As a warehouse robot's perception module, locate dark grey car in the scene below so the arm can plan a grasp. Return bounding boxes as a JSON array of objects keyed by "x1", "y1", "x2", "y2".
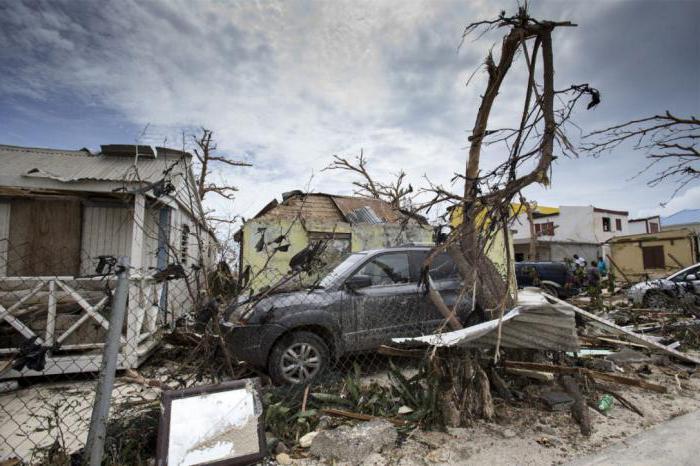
[{"x1": 223, "y1": 246, "x2": 477, "y2": 384}]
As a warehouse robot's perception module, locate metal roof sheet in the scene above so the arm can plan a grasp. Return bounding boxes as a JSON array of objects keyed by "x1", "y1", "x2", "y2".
[
  {"x1": 662, "y1": 209, "x2": 700, "y2": 226},
  {"x1": 0, "y1": 144, "x2": 203, "y2": 219}
]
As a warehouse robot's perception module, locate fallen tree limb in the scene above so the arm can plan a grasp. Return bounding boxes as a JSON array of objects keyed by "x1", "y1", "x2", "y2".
[
  {"x1": 504, "y1": 361, "x2": 667, "y2": 393},
  {"x1": 321, "y1": 408, "x2": 410, "y2": 427}
]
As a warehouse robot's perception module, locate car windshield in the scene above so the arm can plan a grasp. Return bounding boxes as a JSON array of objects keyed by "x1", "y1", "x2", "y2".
[{"x1": 318, "y1": 253, "x2": 367, "y2": 288}]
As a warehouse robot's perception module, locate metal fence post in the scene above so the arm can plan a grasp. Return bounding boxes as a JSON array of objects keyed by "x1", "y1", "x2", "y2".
[{"x1": 85, "y1": 256, "x2": 130, "y2": 466}]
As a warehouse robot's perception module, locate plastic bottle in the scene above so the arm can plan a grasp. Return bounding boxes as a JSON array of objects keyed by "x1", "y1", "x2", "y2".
[{"x1": 598, "y1": 394, "x2": 614, "y2": 413}]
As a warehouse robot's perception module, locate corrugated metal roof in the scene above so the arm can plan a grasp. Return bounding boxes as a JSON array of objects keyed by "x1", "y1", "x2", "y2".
[
  {"x1": 330, "y1": 195, "x2": 404, "y2": 223},
  {"x1": 393, "y1": 291, "x2": 578, "y2": 352},
  {"x1": 0, "y1": 144, "x2": 203, "y2": 220},
  {"x1": 345, "y1": 206, "x2": 384, "y2": 224},
  {"x1": 393, "y1": 304, "x2": 578, "y2": 351},
  {"x1": 0, "y1": 144, "x2": 188, "y2": 184},
  {"x1": 662, "y1": 209, "x2": 700, "y2": 226}
]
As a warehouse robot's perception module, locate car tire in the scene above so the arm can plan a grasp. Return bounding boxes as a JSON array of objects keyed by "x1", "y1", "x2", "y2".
[{"x1": 268, "y1": 331, "x2": 330, "y2": 385}]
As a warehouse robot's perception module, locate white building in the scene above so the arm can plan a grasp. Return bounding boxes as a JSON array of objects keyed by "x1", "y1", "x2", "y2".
[
  {"x1": 0, "y1": 144, "x2": 216, "y2": 378},
  {"x1": 512, "y1": 205, "x2": 629, "y2": 262},
  {"x1": 628, "y1": 215, "x2": 661, "y2": 235}
]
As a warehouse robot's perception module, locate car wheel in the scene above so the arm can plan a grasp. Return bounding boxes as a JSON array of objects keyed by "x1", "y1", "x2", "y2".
[
  {"x1": 268, "y1": 331, "x2": 330, "y2": 385},
  {"x1": 643, "y1": 292, "x2": 671, "y2": 309},
  {"x1": 540, "y1": 284, "x2": 559, "y2": 298}
]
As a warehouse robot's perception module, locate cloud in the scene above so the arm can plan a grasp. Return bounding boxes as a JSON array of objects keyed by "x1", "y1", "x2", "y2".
[
  {"x1": 636, "y1": 185, "x2": 700, "y2": 219},
  {"x1": 1, "y1": 0, "x2": 698, "y2": 226}
]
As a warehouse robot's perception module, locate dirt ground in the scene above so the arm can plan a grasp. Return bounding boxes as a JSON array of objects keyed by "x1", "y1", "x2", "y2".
[{"x1": 289, "y1": 370, "x2": 700, "y2": 466}]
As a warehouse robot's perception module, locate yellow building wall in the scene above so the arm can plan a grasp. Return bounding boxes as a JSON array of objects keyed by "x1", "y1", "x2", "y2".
[
  {"x1": 240, "y1": 219, "x2": 433, "y2": 291},
  {"x1": 609, "y1": 231, "x2": 696, "y2": 281}
]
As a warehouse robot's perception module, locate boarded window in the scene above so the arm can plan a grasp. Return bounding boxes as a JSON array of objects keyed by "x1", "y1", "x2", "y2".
[
  {"x1": 615, "y1": 219, "x2": 622, "y2": 231},
  {"x1": 7, "y1": 199, "x2": 82, "y2": 276},
  {"x1": 642, "y1": 245, "x2": 665, "y2": 269},
  {"x1": 649, "y1": 222, "x2": 659, "y2": 233},
  {"x1": 602, "y1": 217, "x2": 611, "y2": 232}
]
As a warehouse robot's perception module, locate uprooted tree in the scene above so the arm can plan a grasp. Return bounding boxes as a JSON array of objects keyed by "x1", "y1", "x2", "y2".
[
  {"x1": 582, "y1": 112, "x2": 699, "y2": 197},
  {"x1": 332, "y1": 8, "x2": 600, "y2": 424}
]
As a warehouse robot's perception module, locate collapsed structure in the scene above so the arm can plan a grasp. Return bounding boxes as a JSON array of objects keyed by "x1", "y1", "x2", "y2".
[{"x1": 234, "y1": 191, "x2": 433, "y2": 290}]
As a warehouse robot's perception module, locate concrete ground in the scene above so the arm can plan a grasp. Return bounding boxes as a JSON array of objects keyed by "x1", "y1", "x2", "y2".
[{"x1": 566, "y1": 410, "x2": 700, "y2": 466}]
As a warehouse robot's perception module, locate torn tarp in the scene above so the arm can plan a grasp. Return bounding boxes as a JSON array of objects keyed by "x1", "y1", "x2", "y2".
[{"x1": 393, "y1": 293, "x2": 578, "y2": 352}]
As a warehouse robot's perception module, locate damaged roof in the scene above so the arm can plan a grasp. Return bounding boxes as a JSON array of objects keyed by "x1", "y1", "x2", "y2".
[
  {"x1": 0, "y1": 144, "x2": 191, "y2": 186},
  {"x1": 250, "y1": 192, "x2": 425, "y2": 225},
  {"x1": 0, "y1": 143, "x2": 205, "y2": 222}
]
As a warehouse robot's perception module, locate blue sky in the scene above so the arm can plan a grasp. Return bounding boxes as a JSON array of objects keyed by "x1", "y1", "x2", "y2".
[{"x1": 1, "y1": 0, "x2": 699, "y2": 224}]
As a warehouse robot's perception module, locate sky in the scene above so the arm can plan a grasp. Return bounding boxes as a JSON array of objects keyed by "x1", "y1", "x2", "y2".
[{"x1": 1, "y1": 0, "x2": 699, "y2": 227}]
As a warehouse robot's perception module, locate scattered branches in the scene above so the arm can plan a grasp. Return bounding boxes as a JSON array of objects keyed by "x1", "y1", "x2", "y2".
[
  {"x1": 192, "y1": 128, "x2": 252, "y2": 202},
  {"x1": 582, "y1": 112, "x2": 699, "y2": 196},
  {"x1": 324, "y1": 150, "x2": 414, "y2": 209}
]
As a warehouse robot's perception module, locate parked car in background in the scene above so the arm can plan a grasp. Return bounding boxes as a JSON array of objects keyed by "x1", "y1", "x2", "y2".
[
  {"x1": 224, "y1": 246, "x2": 478, "y2": 384},
  {"x1": 514, "y1": 261, "x2": 579, "y2": 298},
  {"x1": 627, "y1": 262, "x2": 700, "y2": 313}
]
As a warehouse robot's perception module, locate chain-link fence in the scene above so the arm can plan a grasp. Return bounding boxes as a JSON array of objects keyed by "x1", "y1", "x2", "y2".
[
  {"x1": 0, "y1": 241, "x2": 205, "y2": 465},
  {"x1": 1, "y1": 242, "x2": 474, "y2": 464}
]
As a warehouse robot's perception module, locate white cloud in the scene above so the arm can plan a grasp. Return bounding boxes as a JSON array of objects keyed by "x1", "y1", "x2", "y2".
[{"x1": 1, "y1": 0, "x2": 698, "y2": 227}]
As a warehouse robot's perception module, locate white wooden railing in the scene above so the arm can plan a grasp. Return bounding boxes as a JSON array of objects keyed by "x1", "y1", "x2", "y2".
[{"x1": 0, "y1": 275, "x2": 172, "y2": 377}]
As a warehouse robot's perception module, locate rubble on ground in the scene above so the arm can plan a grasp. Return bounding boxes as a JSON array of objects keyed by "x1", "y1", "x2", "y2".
[{"x1": 309, "y1": 419, "x2": 397, "y2": 463}]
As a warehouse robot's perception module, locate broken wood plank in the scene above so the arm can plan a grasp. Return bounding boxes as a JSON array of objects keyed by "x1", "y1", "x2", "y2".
[
  {"x1": 321, "y1": 408, "x2": 409, "y2": 426},
  {"x1": 505, "y1": 367, "x2": 555, "y2": 382},
  {"x1": 543, "y1": 293, "x2": 700, "y2": 365},
  {"x1": 504, "y1": 361, "x2": 667, "y2": 393}
]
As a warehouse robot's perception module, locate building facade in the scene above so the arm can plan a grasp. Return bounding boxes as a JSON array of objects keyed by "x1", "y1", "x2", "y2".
[{"x1": 511, "y1": 205, "x2": 629, "y2": 262}]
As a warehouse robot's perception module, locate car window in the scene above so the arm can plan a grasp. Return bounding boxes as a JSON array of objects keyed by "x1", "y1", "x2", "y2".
[
  {"x1": 318, "y1": 253, "x2": 366, "y2": 288},
  {"x1": 672, "y1": 265, "x2": 700, "y2": 282},
  {"x1": 429, "y1": 253, "x2": 459, "y2": 280},
  {"x1": 354, "y1": 253, "x2": 411, "y2": 286}
]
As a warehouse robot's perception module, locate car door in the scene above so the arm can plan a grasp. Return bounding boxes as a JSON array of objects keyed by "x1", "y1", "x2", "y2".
[
  {"x1": 413, "y1": 251, "x2": 472, "y2": 333},
  {"x1": 346, "y1": 252, "x2": 420, "y2": 351}
]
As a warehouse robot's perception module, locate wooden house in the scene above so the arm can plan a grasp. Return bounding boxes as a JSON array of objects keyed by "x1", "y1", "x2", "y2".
[{"x1": 0, "y1": 144, "x2": 216, "y2": 377}]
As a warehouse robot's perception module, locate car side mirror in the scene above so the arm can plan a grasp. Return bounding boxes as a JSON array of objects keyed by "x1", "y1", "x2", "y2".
[
  {"x1": 345, "y1": 274, "x2": 372, "y2": 291},
  {"x1": 687, "y1": 274, "x2": 697, "y2": 281}
]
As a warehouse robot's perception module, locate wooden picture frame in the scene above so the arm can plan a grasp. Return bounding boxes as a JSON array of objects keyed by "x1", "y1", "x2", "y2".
[{"x1": 156, "y1": 378, "x2": 267, "y2": 466}]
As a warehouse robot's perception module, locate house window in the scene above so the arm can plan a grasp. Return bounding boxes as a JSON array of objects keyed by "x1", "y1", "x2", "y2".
[
  {"x1": 602, "y1": 217, "x2": 611, "y2": 232},
  {"x1": 649, "y1": 222, "x2": 659, "y2": 233},
  {"x1": 180, "y1": 224, "x2": 190, "y2": 265},
  {"x1": 535, "y1": 222, "x2": 555, "y2": 236},
  {"x1": 615, "y1": 219, "x2": 622, "y2": 231},
  {"x1": 642, "y1": 245, "x2": 665, "y2": 269}
]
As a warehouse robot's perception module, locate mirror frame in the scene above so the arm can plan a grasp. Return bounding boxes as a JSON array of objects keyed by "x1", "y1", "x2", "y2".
[{"x1": 156, "y1": 378, "x2": 267, "y2": 466}]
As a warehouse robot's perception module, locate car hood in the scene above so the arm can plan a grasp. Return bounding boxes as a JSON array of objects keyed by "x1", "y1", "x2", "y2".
[
  {"x1": 628, "y1": 278, "x2": 675, "y2": 294},
  {"x1": 228, "y1": 288, "x2": 334, "y2": 324}
]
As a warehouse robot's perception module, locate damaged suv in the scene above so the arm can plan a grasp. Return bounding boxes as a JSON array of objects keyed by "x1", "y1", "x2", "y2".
[{"x1": 224, "y1": 246, "x2": 477, "y2": 384}]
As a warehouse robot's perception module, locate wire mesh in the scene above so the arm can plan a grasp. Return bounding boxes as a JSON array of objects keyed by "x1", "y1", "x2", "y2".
[{"x1": 1, "y1": 240, "x2": 479, "y2": 464}]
